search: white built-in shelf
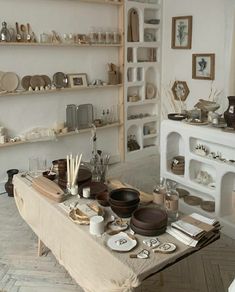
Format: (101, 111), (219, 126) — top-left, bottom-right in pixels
(127, 62), (160, 68)
(189, 152), (235, 173)
(80, 0), (123, 5)
(127, 98), (158, 106)
(143, 23), (160, 29)
(126, 41), (160, 48)
(127, 81), (145, 87)
(0, 84), (122, 98)
(0, 42), (122, 48)
(126, 1), (161, 9)
(0, 122), (121, 149)
(179, 199), (216, 218)
(143, 133), (157, 139)
(127, 115), (158, 125)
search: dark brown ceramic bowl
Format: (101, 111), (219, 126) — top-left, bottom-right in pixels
(96, 192), (110, 207)
(109, 188), (140, 206)
(76, 167), (92, 186)
(130, 220), (166, 236)
(42, 171), (56, 181)
(131, 207), (168, 230)
(109, 200), (140, 218)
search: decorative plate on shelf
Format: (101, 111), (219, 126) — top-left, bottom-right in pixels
(200, 201), (215, 212)
(183, 119), (209, 126)
(21, 75), (32, 90)
(184, 195), (202, 206)
(30, 75), (45, 89)
(168, 113), (187, 121)
(0, 71), (5, 91)
(106, 232), (137, 252)
(146, 83), (156, 99)
(1, 72), (19, 92)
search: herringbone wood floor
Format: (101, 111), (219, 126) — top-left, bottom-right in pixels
(0, 155), (234, 292)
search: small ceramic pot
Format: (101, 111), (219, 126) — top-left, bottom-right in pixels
(224, 96), (235, 128)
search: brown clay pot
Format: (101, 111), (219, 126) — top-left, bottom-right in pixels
(224, 96), (235, 128)
(5, 169), (19, 197)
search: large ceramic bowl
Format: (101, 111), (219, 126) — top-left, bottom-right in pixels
(131, 207), (168, 230)
(109, 188), (140, 206)
(109, 200), (140, 218)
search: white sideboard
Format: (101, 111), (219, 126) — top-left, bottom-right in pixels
(160, 119), (235, 239)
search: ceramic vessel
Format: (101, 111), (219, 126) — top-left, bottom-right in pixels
(5, 169), (19, 197)
(224, 96), (235, 128)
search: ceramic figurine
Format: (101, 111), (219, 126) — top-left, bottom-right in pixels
(194, 144), (208, 156)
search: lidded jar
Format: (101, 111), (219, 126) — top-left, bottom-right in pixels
(0, 21), (11, 42)
(153, 177), (166, 209)
(165, 180), (179, 222)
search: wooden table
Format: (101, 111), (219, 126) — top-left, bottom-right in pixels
(13, 174), (219, 292)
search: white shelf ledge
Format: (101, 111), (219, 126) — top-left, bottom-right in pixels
(126, 41), (160, 48)
(127, 98), (158, 106)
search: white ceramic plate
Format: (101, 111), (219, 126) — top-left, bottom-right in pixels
(107, 232), (137, 252)
(1, 72), (19, 92)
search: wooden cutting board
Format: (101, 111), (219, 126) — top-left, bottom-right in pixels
(130, 9), (139, 42)
(32, 176), (65, 202)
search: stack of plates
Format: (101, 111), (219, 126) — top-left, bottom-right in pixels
(171, 155), (185, 175)
(130, 207), (168, 236)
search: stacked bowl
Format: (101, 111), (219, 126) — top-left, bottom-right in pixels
(130, 207), (168, 236)
(171, 155), (185, 175)
(109, 188), (140, 218)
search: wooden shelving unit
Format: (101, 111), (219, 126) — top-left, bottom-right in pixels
(0, 42), (122, 48)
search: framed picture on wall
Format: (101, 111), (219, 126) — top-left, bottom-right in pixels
(171, 16), (192, 49)
(192, 54), (215, 80)
(67, 73), (88, 88)
(171, 80), (190, 101)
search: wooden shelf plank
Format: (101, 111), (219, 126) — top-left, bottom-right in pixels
(79, 0), (123, 5)
(0, 42), (123, 48)
(0, 122), (122, 149)
(0, 84), (122, 98)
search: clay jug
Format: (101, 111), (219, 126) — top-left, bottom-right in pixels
(5, 169), (19, 197)
(224, 96), (235, 128)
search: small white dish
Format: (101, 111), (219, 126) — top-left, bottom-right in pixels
(107, 232), (137, 252)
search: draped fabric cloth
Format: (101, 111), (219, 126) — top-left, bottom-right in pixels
(13, 174), (196, 292)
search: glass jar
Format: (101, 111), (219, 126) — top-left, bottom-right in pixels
(165, 180), (179, 222)
(153, 177), (166, 209)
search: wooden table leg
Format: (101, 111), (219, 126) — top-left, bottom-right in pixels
(38, 238), (45, 257)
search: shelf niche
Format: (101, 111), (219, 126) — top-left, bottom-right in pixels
(166, 132), (184, 173)
(127, 85), (144, 103)
(189, 160), (216, 189)
(127, 124), (142, 152)
(127, 8), (141, 42)
(127, 67), (143, 82)
(220, 172), (235, 217)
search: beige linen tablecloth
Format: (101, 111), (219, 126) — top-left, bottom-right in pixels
(13, 174), (198, 292)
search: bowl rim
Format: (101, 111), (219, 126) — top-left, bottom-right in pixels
(109, 187), (140, 205)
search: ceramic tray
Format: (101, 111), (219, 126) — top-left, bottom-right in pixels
(106, 232), (137, 252)
(69, 203), (103, 225)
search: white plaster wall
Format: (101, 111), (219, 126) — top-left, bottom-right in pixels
(0, 0), (120, 182)
(161, 0), (228, 116)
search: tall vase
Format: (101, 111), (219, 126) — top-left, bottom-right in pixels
(224, 96), (235, 128)
(5, 169), (19, 197)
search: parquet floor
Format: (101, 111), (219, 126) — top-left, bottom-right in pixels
(0, 155), (234, 292)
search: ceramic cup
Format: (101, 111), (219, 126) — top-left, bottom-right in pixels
(83, 187), (90, 198)
(89, 215), (104, 236)
(0, 135), (6, 144)
(70, 185), (78, 195)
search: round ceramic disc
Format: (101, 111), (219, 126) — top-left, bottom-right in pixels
(184, 195), (202, 206)
(30, 75), (45, 89)
(53, 72), (68, 88)
(107, 232), (137, 252)
(21, 75), (32, 90)
(200, 201), (215, 212)
(1, 72), (19, 92)
(146, 83), (156, 99)
(41, 75), (52, 87)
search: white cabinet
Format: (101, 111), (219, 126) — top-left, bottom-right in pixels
(160, 119), (235, 239)
(124, 0), (161, 160)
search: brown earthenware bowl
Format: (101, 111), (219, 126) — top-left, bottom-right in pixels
(109, 200), (140, 218)
(42, 171), (56, 181)
(109, 188), (140, 206)
(96, 192), (110, 207)
(130, 220), (166, 236)
(131, 207), (168, 230)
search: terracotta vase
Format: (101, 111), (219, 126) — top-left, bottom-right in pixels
(224, 96), (235, 128)
(5, 169), (19, 197)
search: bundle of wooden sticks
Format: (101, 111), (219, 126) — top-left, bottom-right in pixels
(66, 153), (82, 189)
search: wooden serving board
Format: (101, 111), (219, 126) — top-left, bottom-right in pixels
(32, 176), (65, 202)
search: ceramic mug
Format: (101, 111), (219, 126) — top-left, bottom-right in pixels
(89, 216), (104, 236)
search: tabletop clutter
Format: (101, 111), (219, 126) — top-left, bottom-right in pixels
(19, 149), (221, 260)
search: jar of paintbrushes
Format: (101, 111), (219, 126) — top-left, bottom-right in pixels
(66, 153), (83, 195)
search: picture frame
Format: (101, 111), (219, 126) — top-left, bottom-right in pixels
(67, 73), (88, 88)
(171, 16), (192, 49)
(171, 80), (190, 101)
(192, 54), (215, 80)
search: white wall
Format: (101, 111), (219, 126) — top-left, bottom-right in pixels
(0, 0), (120, 182)
(161, 0), (229, 117)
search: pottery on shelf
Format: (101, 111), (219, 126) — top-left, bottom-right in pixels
(5, 169), (19, 197)
(224, 96), (235, 128)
